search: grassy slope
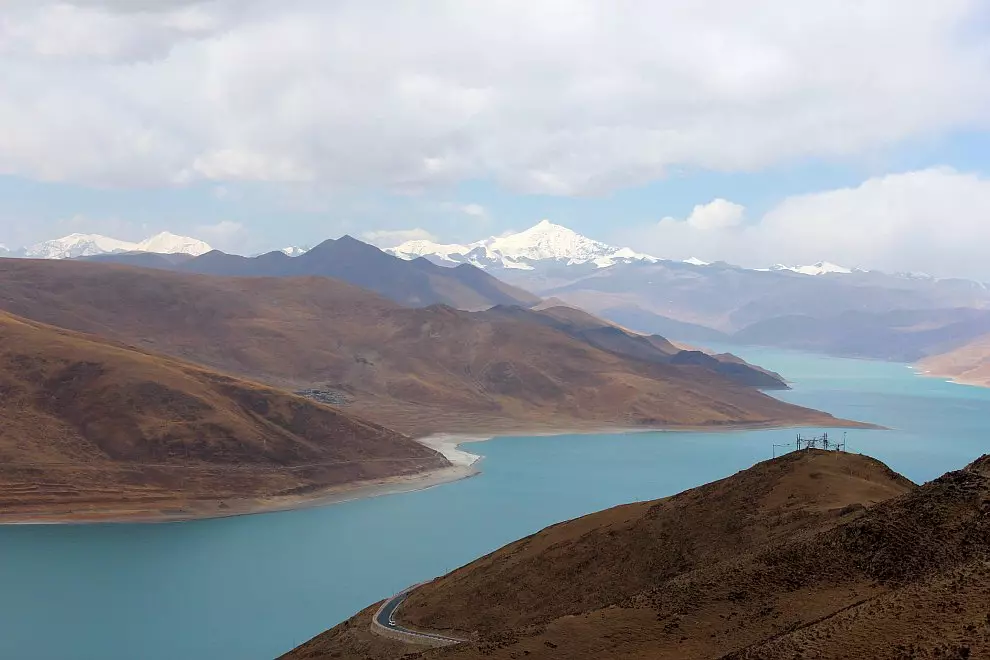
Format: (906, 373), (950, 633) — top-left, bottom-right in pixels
(0, 310), (447, 519)
(285, 450), (990, 659)
(0, 259), (847, 436)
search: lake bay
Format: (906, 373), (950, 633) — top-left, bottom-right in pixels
(1, 347), (988, 660)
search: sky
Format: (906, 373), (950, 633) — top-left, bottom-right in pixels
(2, 1), (990, 277)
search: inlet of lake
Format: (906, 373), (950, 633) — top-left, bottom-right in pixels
(2, 347), (989, 660)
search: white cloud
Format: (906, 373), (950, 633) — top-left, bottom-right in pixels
(461, 203), (487, 218)
(187, 149), (315, 183)
(624, 167), (990, 279)
(0, 1), (228, 62)
(362, 227), (438, 247)
(441, 202), (488, 218)
(664, 198), (746, 230)
(0, 1), (986, 193)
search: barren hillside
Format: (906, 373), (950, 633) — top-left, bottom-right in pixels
(0, 311), (447, 521)
(0, 259), (847, 436)
(918, 333), (990, 387)
(285, 449), (990, 659)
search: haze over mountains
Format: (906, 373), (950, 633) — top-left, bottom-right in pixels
(8, 222), (990, 368)
(384, 221), (990, 364)
(7, 222), (990, 370)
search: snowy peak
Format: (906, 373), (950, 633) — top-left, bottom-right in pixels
(22, 232), (213, 260)
(280, 246), (311, 257)
(771, 261), (852, 276)
(135, 232), (212, 256)
(486, 220), (613, 263)
(485, 220), (656, 266)
(25, 233), (143, 260)
(387, 220), (658, 270)
(390, 239), (474, 262)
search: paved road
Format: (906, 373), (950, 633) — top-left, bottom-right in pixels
(371, 584), (466, 647)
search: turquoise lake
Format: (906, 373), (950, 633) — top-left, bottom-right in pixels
(1, 347), (988, 660)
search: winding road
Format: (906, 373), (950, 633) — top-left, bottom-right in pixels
(371, 583), (466, 647)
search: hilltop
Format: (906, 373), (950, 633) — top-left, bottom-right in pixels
(0, 259), (847, 437)
(0, 310), (448, 522)
(284, 449), (990, 659)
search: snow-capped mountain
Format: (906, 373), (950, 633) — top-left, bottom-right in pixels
(388, 220), (658, 270)
(25, 234), (145, 260)
(280, 246), (311, 257)
(21, 232), (212, 260)
(135, 232), (212, 256)
(770, 261), (853, 276)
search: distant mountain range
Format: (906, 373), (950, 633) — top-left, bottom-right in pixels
(386, 220), (865, 276)
(384, 222), (990, 363)
(1, 223), (864, 276)
(387, 219), (659, 270)
(86, 235), (541, 311)
(7, 223), (990, 367)
(1, 232), (213, 260)
(0, 224), (944, 282)
(768, 261), (854, 275)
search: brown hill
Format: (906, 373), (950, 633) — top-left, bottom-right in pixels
(0, 259), (846, 437)
(917, 332), (990, 387)
(485, 304), (789, 388)
(284, 449), (990, 660)
(0, 310), (447, 521)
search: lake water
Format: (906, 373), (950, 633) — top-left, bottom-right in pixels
(1, 348), (988, 660)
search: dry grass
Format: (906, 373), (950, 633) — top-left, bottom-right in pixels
(919, 333), (990, 387)
(0, 259), (848, 436)
(0, 311), (447, 519)
(284, 451), (990, 660)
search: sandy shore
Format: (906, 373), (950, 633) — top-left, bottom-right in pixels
(0, 420), (873, 525)
(0, 435), (486, 526)
(912, 365), (988, 389)
(416, 433), (489, 467)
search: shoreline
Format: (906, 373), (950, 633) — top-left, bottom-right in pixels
(912, 366), (989, 390)
(0, 448), (483, 526)
(0, 419), (873, 525)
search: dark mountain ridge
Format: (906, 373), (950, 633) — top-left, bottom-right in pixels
(84, 235), (540, 311)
